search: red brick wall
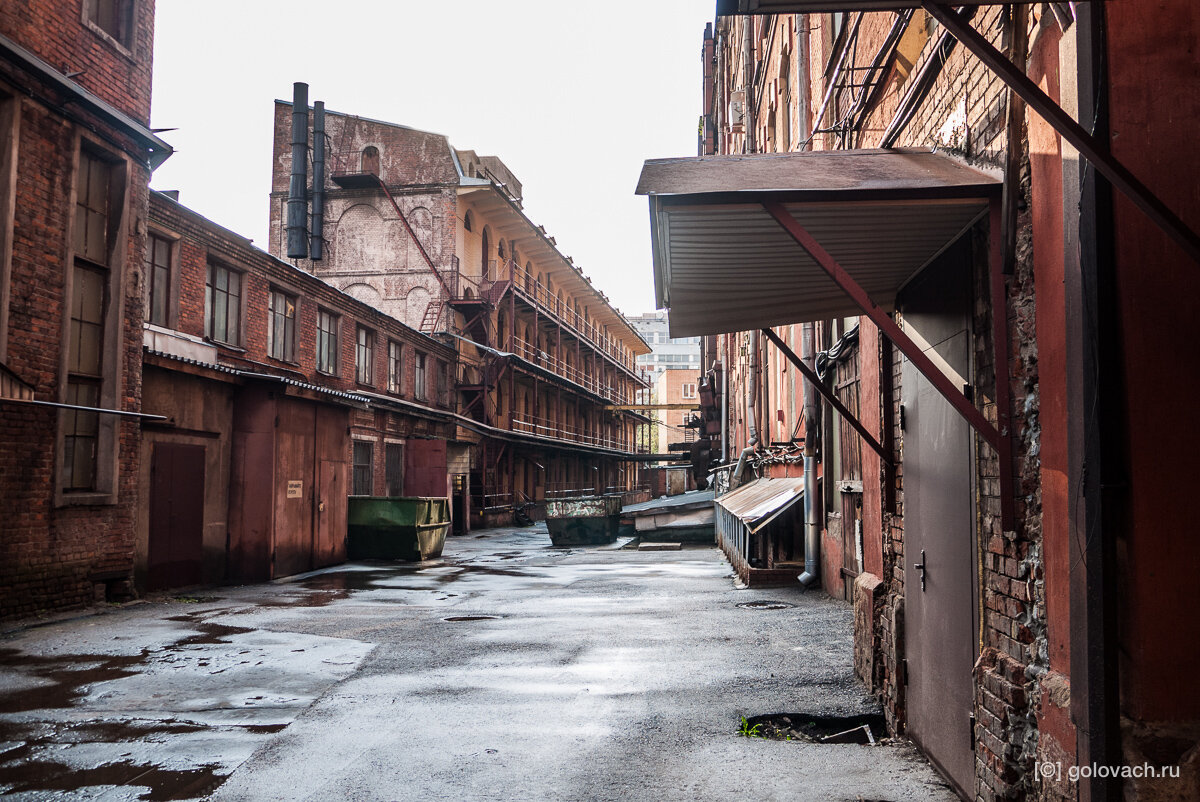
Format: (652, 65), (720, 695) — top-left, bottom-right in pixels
(0, 0), (154, 617)
(0, 0), (156, 124)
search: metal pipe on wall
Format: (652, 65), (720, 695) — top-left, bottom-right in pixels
(286, 82), (309, 260)
(309, 101), (325, 261)
(799, 322), (821, 587)
(732, 331), (761, 489)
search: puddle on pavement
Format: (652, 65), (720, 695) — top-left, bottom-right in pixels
(0, 648), (149, 714)
(744, 712), (887, 744)
(0, 757), (225, 800)
(736, 600), (796, 610)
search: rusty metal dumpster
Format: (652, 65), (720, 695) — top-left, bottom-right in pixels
(347, 496), (450, 561)
(544, 495), (622, 546)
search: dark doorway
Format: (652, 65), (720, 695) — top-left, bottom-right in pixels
(899, 235), (978, 798)
(148, 442), (206, 590)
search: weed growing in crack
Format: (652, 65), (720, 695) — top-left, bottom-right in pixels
(736, 716), (764, 738)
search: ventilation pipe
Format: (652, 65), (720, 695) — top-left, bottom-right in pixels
(731, 331), (760, 489)
(309, 101), (325, 261)
(799, 322), (821, 587)
(286, 82), (309, 259)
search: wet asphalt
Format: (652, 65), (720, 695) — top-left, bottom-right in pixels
(0, 525), (958, 801)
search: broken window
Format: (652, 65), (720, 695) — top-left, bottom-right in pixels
(268, 289), (297, 363)
(352, 440), (373, 496)
(205, 263), (241, 345)
(356, 326), (375, 385)
(144, 233), (172, 327)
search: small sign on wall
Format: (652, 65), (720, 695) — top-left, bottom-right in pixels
(286, 480), (303, 498)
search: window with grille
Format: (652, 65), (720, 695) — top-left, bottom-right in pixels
(268, 289), (297, 362)
(352, 441), (373, 496)
(356, 326), (375, 385)
(144, 233), (171, 327)
(316, 309), (338, 374)
(205, 263), (241, 345)
(387, 340), (403, 393)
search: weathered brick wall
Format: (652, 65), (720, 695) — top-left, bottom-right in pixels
(0, 27), (153, 617)
(0, 0), (156, 123)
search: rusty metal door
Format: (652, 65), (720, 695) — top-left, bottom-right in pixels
(315, 459), (345, 568)
(148, 443), (206, 590)
(899, 239), (977, 798)
(273, 400), (316, 579)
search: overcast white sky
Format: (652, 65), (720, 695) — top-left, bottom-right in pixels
(150, 0), (715, 317)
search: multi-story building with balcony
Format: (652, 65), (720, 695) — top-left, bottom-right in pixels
(268, 97), (651, 526)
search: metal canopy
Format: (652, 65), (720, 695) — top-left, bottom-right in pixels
(715, 476), (806, 534)
(637, 149), (1000, 337)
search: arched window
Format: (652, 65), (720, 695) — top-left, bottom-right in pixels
(361, 146), (380, 176)
(463, 210), (474, 232)
(481, 227), (491, 277)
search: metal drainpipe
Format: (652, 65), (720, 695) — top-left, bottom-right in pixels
(743, 18), (756, 154)
(731, 331), (760, 489)
(721, 342), (728, 465)
(799, 322), (821, 587)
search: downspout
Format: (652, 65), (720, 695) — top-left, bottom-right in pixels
(721, 343), (728, 465)
(731, 332), (760, 488)
(743, 19), (756, 154)
(799, 322), (821, 587)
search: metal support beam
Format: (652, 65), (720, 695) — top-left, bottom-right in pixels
(924, 2), (1200, 264)
(605, 403), (700, 411)
(760, 327), (892, 466)
(763, 200), (1001, 451)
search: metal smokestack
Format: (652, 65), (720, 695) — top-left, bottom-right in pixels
(310, 101), (325, 261)
(286, 82), (309, 259)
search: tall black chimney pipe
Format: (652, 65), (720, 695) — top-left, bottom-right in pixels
(286, 82), (309, 259)
(310, 101), (326, 261)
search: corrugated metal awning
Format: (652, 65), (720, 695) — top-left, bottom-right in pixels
(636, 149), (1000, 337)
(715, 477), (805, 534)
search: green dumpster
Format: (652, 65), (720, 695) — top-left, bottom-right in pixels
(347, 496), (450, 561)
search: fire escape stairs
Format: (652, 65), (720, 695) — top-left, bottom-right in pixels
(419, 300), (444, 333)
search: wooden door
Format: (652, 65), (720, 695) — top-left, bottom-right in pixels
(148, 443), (206, 590)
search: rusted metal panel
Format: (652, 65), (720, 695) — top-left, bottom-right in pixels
(900, 238), (977, 799)
(147, 443), (205, 590)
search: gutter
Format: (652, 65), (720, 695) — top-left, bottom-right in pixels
(0, 32), (172, 168)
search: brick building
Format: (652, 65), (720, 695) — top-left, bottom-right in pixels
(138, 191), (455, 589)
(0, 1), (172, 616)
(267, 98), (652, 525)
(641, 3), (1200, 801)
(653, 367), (701, 452)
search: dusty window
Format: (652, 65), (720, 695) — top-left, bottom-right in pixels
(63, 264), (105, 491)
(414, 352), (427, 400)
(387, 340), (403, 393)
(144, 233), (171, 326)
(356, 326), (375, 385)
(352, 441), (373, 496)
(205, 263), (241, 345)
(86, 0), (133, 48)
(268, 289), (297, 362)
(316, 309), (338, 374)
